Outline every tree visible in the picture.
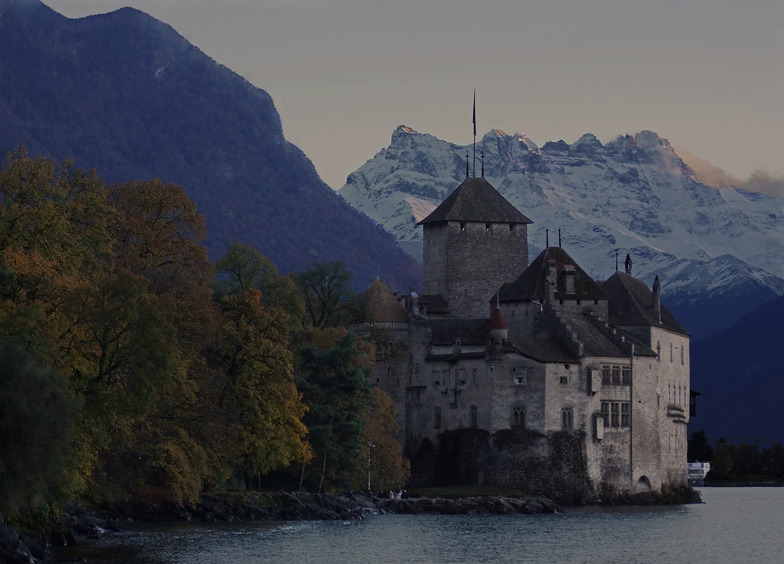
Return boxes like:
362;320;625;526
688;430;713;462
710;438;735;479
0;343;79;515
214;242;303;322
206;288;310;483
295;261;358;329
296;329;373;492
350;387;410;493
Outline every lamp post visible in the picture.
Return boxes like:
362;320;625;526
367;442;375;495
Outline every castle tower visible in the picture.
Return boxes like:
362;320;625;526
419;177;532;319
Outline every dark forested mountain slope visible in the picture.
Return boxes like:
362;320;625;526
0;0;421;291
689;295;784;446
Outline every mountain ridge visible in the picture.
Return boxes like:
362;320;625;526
0;0;421;291
339;125;783;338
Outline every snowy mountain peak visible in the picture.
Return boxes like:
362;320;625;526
338;126;783;338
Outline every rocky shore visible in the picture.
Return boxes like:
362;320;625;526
2;487;702;562
108;491;560;523
0;492;558;562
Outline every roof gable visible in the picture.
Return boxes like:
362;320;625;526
419;177;532;225
498;246;607;302
601;272;688;336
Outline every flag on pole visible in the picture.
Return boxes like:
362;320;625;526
472;90;476;137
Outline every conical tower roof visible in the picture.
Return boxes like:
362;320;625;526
419;177;532;225
361;278;409;323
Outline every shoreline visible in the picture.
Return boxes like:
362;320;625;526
1;486;704;562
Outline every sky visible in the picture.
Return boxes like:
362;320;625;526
49;1;783;193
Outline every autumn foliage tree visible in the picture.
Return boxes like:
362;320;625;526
1;149;410;515
0;150;311;512
350;388;410;493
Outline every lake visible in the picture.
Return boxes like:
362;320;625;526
57;487;784;563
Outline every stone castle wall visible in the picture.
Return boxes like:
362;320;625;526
423;221;528;319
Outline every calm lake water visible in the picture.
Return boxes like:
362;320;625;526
57;487;784;563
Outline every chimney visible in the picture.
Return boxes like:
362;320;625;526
652;276;661;323
546;259;557;303
624;254;632;276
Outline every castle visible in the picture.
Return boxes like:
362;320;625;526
360;175;691;500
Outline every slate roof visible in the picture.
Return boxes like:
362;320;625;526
510;336;580;364
430;318;488;345
600;272;689;337
361;279;409;323
417;293;450;314
419;177;533;225
498;246;608;303
564;312;656;358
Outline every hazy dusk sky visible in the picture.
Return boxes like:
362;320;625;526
49;1;783;191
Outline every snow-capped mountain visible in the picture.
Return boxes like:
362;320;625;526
339;126;783;338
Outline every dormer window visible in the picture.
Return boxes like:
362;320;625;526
563;265;576;295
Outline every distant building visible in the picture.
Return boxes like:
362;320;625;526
360;176;691;500
688;462;711;486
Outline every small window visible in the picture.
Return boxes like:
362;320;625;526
460;222;466;231
432;370;440;386
621;403;630;427
470;405;478;428
670;343;673;362
560;375;568;386
509;223;514;231
458;368;467;384
562;407;573;428
434;407;442;429
513;368;527;386
485;223;491;231
681;347;684;365
512;406;525;428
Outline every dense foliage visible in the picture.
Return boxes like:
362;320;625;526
708;438;784;481
0;150;409;517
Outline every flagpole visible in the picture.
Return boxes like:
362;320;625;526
472;90;476;178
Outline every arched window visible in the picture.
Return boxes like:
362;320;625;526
562;407;574;429
470;405;478;428
512;406;525;428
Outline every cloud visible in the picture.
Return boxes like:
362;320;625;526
675;147;784;197
743;170;784;198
